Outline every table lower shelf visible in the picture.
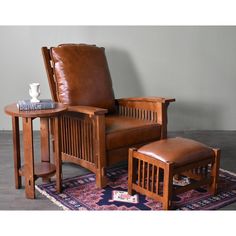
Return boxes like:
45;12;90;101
19;162;56;178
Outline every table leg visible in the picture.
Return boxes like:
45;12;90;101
22;117;35;199
54;116;62;193
40;118;50;182
12;116;22;189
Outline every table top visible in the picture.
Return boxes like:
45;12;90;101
5;103;67;118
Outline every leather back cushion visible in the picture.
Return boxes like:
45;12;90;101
50;44;116;112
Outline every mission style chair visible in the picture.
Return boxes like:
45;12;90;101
41;44;175;188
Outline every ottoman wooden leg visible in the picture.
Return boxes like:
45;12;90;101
163;162;174;210
209;148;221;195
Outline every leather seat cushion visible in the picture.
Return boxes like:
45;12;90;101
50;44;116;112
105;115;161;150
138;137;214;166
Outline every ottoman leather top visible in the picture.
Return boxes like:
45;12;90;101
138;137;214;166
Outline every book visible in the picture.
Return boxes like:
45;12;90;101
17;99;56;111
173;176;190;186
110;190;139;204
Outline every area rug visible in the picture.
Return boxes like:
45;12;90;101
36;167;236;210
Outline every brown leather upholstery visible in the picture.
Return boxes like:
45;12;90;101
50;44;116;112
106;115;161;150
138;137;214;166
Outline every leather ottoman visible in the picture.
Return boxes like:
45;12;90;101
127;137;220;210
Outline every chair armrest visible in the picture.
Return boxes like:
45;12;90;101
67;105;108;116
116;97;175;139
117;97;175;104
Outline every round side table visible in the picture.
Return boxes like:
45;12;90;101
5;103;67;199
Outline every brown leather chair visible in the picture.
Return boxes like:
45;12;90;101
41;44;175;188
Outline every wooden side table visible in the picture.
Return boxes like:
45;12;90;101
5;103;67;199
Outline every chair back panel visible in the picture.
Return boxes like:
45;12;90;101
42;44;115;112
41;47;59;102
43;44;116;112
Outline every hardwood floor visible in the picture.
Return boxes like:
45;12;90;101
0;130;236;210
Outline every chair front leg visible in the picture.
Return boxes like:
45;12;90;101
156;102;168;139
93;114;107;188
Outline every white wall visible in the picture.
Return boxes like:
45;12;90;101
1;26;236;131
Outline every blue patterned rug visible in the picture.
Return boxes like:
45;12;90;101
36;167;236;210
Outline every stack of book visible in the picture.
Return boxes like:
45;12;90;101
17;99;56;111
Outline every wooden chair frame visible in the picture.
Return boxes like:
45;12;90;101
41;46;175;188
